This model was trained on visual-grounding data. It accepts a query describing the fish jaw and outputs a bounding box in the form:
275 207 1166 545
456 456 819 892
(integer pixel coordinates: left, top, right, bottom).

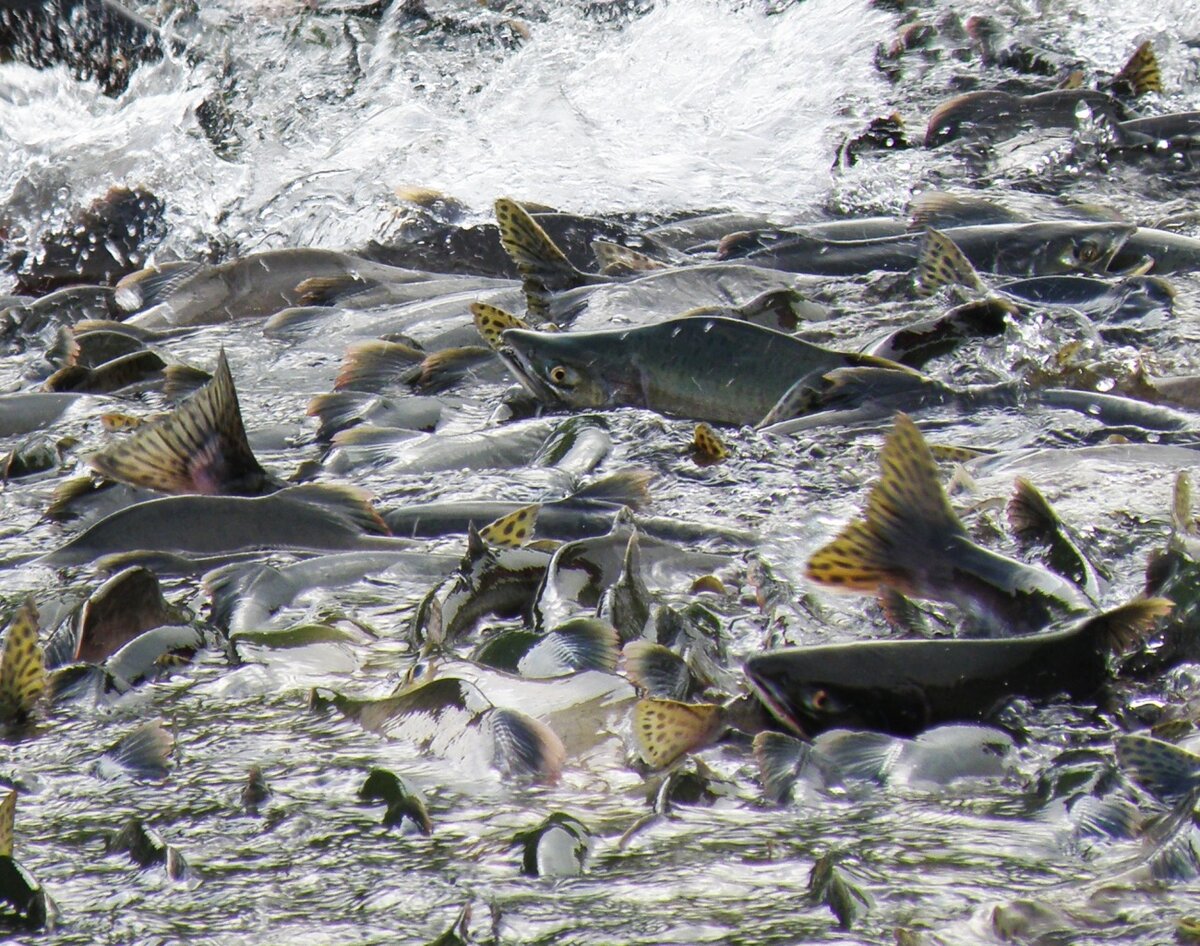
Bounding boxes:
499 329 623 410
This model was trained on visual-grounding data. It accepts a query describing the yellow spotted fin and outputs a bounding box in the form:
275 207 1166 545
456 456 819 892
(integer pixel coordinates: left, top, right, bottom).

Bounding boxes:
691 423 730 463
494 197 593 319
100 411 149 432
591 240 668 276
0 601 46 723
1056 69 1086 90
927 442 993 462
1171 471 1196 537
633 698 726 768
0 790 13 857
87 350 273 496
335 340 425 392
1114 41 1161 97
915 228 988 297
479 504 540 548
471 302 529 352
807 413 967 592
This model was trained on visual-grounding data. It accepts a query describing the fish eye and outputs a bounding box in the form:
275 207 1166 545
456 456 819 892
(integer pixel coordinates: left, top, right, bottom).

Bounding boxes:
547 364 576 388
1076 240 1101 264
804 687 834 713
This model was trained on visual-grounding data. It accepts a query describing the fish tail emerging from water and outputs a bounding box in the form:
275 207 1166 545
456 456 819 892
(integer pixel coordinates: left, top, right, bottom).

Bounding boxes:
915 229 989 297
0 601 45 723
633 698 727 769
335 340 426 392
1114 733 1200 804
1111 41 1162 98
87 350 274 496
494 198 594 319
806 414 1094 631
471 302 530 351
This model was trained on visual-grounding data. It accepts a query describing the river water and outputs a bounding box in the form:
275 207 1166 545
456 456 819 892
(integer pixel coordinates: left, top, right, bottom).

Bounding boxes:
2 0 1200 943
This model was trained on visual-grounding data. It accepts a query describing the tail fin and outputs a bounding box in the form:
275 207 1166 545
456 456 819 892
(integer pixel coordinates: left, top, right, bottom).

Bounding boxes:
479 504 539 548
908 192 1026 231
692 423 730 463
915 229 988 297
1007 477 1107 598
1112 41 1161 97
87 350 272 496
806 413 967 592
1114 733 1200 805
0 789 13 857
567 469 654 509
632 698 726 768
0 601 45 723
494 198 594 318
471 302 529 351
622 641 693 700
114 261 205 313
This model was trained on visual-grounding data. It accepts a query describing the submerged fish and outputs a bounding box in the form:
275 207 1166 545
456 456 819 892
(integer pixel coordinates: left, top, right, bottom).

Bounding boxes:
924 88 1131 147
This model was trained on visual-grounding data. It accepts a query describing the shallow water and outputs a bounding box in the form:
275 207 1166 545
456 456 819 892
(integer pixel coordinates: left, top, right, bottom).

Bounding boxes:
3 0 1200 943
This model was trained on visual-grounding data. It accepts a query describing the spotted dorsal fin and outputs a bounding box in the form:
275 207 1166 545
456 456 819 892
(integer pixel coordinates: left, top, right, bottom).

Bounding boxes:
915 229 988 297
807 413 967 592
0 601 45 723
0 790 14 858
479 504 539 548
592 239 668 276
471 302 529 351
633 698 726 768
87 350 272 496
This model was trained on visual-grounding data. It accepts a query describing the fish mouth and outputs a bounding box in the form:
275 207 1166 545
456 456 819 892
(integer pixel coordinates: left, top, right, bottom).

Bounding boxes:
1108 253 1156 277
743 659 809 738
496 343 563 407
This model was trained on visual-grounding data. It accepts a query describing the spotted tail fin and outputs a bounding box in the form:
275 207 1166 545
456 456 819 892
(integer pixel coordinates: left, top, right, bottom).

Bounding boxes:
915 228 988 297
495 198 593 318
806 413 967 593
1113 41 1161 97
0 601 45 723
633 698 726 768
87 350 272 496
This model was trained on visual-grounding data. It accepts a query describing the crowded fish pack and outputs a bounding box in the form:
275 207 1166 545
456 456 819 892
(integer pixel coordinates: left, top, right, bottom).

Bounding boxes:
3 0 1200 942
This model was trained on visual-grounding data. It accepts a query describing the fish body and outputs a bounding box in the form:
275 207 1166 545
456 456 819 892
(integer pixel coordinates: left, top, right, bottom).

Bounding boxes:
733 222 1134 277
925 89 1129 147
499 316 881 425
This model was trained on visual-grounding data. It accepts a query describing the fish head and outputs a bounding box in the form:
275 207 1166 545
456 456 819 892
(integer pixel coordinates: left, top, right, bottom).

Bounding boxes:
499 329 613 409
743 652 864 737
1051 223 1136 275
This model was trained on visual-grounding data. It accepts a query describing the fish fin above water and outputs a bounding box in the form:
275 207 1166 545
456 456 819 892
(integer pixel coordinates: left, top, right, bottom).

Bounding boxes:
1056 70 1085 90
908 191 1026 231
483 707 566 784
754 731 815 804
97 720 174 779
75 566 178 664
0 790 13 858
283 484 390 536
412 346 494 392
114 261 205 312
876 587 932 637
622 641 692 700
915 228 988 297
1113 41 1161 97
471 302 528 351
1114 733 1200 805
1171 471 1196 538
0 601 45 723
87 350 270 496
534 618 620 674
479 504 539 548
807 413 967 593
335 340 425 392
692 423 730 463
1007 477 1106 598
294 274 379 307
633 698 726 769
494 198 584 291
162 363 212 402
1084 597 1172 656
591 239 667 276
45 326 80 370
568 469 654 509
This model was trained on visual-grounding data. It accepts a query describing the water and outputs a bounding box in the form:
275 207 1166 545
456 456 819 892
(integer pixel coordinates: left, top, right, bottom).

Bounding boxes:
2 0 1200 943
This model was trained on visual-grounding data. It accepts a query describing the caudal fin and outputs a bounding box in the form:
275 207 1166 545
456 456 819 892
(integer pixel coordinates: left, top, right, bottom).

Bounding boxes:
0 790 13 857
87 350 272 496
1082 596 1172 656
0 601 44 723
494 198 591 319
633 698 726 768
471 302 529 351
806 413 967 593
1115 733 1200 805
479 504 539 548
915 228 988 297
1112 41 1161 97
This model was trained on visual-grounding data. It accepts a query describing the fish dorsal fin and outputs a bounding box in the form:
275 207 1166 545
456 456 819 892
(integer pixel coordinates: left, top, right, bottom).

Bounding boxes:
916 229 988 297
0 790 13 857
295 274 378 307
0 601 45 723
1115 733 1200 804
1114 40 1161 97
692 423 730 463
568 469 654 509
334 340 425 392
537 618 620 674
1081 597 1172 656
908 192 1025 230
45 326 80 369
754 731 815 805
114 261 205 312
87 350 270 496
1006 476 1059 543
282 484 390 535
591 240 667 276
807 413 967 592
479 504 539 548
471 302 528 351
633 698 725 768
622 641 692 700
